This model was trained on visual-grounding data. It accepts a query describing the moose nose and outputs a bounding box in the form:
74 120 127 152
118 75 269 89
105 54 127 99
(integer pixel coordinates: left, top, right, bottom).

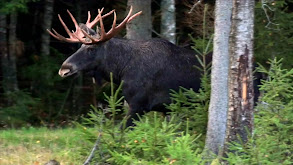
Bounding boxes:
59 68 71 77
58 63 76 77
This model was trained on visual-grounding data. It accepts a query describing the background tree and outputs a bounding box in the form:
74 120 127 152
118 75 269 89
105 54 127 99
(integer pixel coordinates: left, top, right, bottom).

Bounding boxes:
0 0 32 96
8 13 19 92
160 0 176 43
40 0 54 57
0 14 9 93
39 0 56 119
224 0 255 152
204 0 232 156
126 0 152 40
0 13 19 95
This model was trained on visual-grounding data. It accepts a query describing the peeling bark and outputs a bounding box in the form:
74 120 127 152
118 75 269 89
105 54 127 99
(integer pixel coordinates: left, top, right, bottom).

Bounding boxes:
225 0 255 152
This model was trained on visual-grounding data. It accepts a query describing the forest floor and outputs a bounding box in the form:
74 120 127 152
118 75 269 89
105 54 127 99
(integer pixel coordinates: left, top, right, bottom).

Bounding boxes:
0 127 93 165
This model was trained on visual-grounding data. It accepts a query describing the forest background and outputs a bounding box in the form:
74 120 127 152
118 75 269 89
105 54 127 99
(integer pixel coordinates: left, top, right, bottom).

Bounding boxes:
0 0 293 164
1 0 292 128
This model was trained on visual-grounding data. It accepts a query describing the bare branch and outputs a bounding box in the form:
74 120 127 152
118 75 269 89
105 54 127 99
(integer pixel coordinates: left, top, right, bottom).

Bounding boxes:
188 0 202 14
261 0 280 30
83 132 103 165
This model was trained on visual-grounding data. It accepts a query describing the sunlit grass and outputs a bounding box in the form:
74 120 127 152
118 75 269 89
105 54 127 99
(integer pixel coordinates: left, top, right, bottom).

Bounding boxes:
0 127 94 165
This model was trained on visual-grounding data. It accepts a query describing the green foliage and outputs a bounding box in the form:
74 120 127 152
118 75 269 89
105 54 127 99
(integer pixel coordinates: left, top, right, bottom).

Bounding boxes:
257 58 293 104
166 86 209 138
104 73 125 119
1 48 78 127
23 53 63 89
162 133 203 165
0 0 38 14
21 52 70 124
189 33 213 57
108 116 205 165
255 0 293 68
0 90 39 128
75 74 206 164
254 58 293 164
79 112 205 164
75 74 128 163
110 115 181 164
224 58 293 165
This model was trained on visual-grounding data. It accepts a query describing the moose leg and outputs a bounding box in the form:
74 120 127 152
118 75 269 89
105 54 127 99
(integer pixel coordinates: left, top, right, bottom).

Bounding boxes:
122 84 150 128
124 106 147 128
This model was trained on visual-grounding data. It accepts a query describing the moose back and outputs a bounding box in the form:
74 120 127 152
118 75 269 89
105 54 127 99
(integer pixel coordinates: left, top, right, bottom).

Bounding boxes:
48 7 206 127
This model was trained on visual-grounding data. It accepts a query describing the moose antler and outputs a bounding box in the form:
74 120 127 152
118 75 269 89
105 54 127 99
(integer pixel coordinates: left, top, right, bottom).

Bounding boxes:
47 6 142 44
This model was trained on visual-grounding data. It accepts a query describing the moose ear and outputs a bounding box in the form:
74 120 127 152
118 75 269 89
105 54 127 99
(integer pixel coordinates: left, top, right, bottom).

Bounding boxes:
79 23 101 41
79 23 97 36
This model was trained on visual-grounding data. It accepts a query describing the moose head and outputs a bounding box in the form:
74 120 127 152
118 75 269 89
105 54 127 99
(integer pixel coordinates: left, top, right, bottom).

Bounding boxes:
47 6 142 78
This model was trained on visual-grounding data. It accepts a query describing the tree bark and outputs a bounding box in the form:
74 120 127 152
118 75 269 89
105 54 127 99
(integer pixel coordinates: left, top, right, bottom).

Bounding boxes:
224 0 255 152
160 0 176 44
8 13 18 91
0 14 8 91
40 0 54 56
126 0 152 40
40 0 54 117
204 0 232 156
1 13 19 93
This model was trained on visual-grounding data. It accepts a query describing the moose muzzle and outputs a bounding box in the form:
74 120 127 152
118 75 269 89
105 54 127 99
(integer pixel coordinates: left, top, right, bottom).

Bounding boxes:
58 63 77 77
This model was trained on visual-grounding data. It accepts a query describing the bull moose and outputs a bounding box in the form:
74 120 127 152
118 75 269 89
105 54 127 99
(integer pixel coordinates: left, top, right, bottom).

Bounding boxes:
48 7 207 127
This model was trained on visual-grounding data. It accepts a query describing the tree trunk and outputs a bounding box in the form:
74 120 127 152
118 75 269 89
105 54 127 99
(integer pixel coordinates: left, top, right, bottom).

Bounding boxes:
204 0 232 156
1 13 19 93
160 0 176 44
126 0 152 40
8 13 18 91
0 14 8 92
40 0 54 118
224 0 255 152
40 0 54 56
